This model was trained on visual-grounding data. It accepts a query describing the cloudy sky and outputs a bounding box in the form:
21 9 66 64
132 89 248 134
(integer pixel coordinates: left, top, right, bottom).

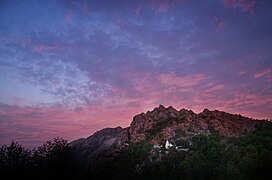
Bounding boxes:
0 0 271 147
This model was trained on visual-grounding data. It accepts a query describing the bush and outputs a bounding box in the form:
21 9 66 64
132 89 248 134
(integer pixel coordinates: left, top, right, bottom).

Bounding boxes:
0 137 69 179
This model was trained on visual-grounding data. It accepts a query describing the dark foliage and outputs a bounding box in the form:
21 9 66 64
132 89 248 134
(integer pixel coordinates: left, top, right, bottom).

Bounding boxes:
0 137 69 179
87 123 272 180
0 141 31 178
0 123 271 180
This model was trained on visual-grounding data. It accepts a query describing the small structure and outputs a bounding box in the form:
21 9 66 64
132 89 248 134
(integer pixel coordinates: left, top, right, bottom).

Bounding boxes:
165 140 174 149
153 144 161 149
175 146 189 151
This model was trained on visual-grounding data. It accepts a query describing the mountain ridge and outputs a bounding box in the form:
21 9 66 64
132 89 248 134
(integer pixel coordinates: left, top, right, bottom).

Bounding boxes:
69 105 270 160
3 105 269 179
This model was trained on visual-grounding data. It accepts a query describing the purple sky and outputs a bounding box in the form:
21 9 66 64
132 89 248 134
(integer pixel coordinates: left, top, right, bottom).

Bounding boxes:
0 0 271 147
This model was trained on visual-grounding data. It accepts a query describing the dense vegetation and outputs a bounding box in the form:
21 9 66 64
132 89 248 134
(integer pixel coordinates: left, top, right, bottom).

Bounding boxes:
0 137 70 179
91 122 272 180
1 122 272 180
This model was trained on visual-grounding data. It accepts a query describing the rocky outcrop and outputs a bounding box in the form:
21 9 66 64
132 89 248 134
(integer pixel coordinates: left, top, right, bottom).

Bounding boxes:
69 105 268 161
129 105 260 144
197 109 256 137
129 105 193 143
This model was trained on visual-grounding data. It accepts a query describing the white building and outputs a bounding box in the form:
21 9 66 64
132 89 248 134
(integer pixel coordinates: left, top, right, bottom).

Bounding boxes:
165 140 174 149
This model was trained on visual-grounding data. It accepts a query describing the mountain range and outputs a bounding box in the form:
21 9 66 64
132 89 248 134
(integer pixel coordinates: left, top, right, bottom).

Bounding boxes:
1 105 271 180
67 105 272 180
69 105 264 158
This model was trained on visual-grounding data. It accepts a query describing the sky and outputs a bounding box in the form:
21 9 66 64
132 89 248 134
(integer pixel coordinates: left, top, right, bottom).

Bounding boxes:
0 0 271 147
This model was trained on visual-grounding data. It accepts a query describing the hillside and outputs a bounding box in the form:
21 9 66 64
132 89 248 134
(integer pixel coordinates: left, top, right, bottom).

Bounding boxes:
69 105 261 159
1 105 272 180
66 105 272 180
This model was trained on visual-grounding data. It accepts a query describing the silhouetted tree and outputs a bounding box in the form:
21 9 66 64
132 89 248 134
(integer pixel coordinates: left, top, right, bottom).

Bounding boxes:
32 137 69 179
0 140 31 178
0 138 69 179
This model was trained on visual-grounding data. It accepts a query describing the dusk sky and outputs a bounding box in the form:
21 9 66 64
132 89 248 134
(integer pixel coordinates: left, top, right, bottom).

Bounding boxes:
0 0 271 147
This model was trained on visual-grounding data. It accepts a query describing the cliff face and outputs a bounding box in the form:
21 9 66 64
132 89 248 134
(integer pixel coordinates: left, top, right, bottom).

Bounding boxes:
69 105 266 159
129 105 257 144
129 105 195 143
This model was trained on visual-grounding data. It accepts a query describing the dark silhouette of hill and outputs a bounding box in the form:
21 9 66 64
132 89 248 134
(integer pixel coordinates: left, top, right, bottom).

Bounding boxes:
1 105 272 180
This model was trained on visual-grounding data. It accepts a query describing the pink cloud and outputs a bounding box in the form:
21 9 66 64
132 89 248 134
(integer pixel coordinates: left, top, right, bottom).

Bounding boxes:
1 70 271 147
239 71 246 75
157 1 171 13
151 0 186 13
212 16 225 32
150 0 174 13
228 93 267 107
21 38 32 47
217 22 225 31
240 0 256 12
223 0 256 13
204 84 225 94
0 104 145 147
119 72 206 108
192 90 272 120
254 67 272 79
33 44 59 52
223 0 238 8
114 71 208 111
158 73 206 88
1 80 271 148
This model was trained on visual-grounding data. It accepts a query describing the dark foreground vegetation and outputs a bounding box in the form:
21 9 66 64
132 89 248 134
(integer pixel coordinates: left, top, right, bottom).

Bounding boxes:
1 123 272 180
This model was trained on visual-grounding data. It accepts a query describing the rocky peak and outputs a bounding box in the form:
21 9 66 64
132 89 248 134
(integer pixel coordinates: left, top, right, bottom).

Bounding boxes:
70 105 270 163
167 105 178 112
157 104 166 111
129 105 185 143
129 105 262 144
202 108 211 113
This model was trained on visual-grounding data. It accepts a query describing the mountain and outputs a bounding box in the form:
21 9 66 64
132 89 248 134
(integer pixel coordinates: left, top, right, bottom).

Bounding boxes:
69 105 261 158
1 105 271 180
68 105 272 180
129 105 257 142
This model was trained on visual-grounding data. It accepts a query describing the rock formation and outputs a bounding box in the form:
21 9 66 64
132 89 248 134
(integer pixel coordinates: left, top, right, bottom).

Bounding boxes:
69 105 269 161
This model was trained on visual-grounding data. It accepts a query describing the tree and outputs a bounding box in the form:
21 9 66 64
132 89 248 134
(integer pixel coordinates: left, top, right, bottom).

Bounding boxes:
32 137 69 177
0 140 31 178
